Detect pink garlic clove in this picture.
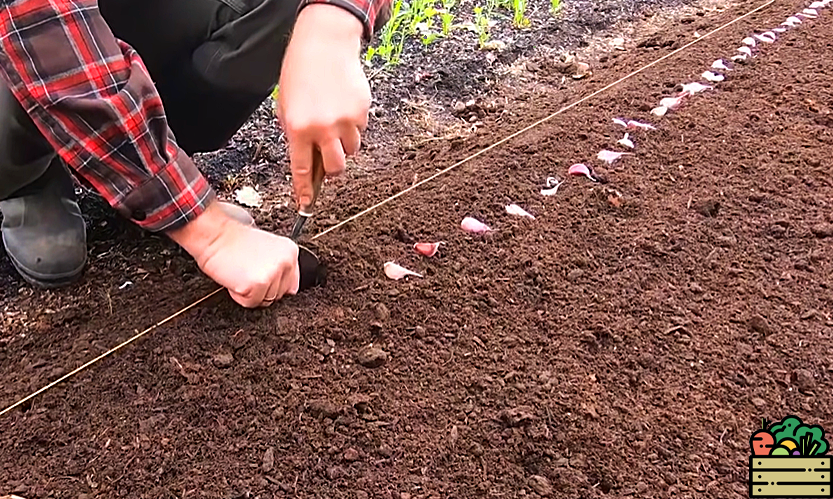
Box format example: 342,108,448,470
731,54,748,62
659,94,687,110
597,150,633,164
618,133,634,149
737,46,753,57
809,2,824,8
783,16,802,26
461,216,491,234
742,37,757,46
568,163,598,181
384,261,423,280
505,204,535,220
681,82,713,94
772,27,788,33
754,33,775,43
702,71,725,83
614,118,656,130
414,242,443,257
712,59,731,71
651,106,668,117
627,120,657,130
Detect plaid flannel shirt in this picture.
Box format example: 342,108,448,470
0,0,390,232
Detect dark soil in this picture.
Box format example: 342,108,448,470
2,0,833,498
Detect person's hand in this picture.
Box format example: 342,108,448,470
166,202,300,308
277,3,370,209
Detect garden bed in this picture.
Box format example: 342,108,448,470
2,0,833,497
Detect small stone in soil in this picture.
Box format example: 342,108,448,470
327,466,346,480
229,330,251,350
212,352,234,369
567,269,585,282
374,303,390,321
357,346,388,368
378,444,393,457
344,448,360,462
308,399,341,420
262,447,275,473
356,492,368,499
811,223,833,238
695,199,720,217
716,235,736,247
792,368,815,392
498,406,536,427
748,315,771,335
752,397,767,409
528,475,553,496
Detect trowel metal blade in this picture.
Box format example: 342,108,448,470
298,245,326,291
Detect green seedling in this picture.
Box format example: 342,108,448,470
550,0,563,15
512,0,530,27
440,10,454,35
473,6,491,48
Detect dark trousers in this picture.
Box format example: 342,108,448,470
0,0,299,200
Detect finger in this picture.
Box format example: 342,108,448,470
340,125,362,157
288,138,314,208
259,277,284,308
357,107,369,132
281,258,301,297
320,138,347,177
228,289,263,309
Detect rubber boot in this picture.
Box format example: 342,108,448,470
0,159,87,288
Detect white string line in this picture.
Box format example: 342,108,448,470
0,0,777,419
0,288,224,417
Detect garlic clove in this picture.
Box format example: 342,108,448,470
414,242,443,257
597,150,633,164
568,163,598,181
651,106,668,117
505,204,536,219
384,262,423,280
461,216,491,234
681,82,713,94
712,59,731,71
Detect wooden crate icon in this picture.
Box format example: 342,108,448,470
750,457,832,497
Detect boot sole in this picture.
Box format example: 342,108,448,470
3,233,86,289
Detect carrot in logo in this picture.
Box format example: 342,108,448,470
749,416,831,498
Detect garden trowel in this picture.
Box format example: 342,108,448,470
291,148,327,291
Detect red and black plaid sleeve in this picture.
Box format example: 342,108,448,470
299,0,392,41
0,0,215,232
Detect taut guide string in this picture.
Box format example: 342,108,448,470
0,0,777,418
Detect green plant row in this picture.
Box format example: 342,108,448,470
365,0,563,65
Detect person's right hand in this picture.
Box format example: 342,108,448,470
166,201,300,308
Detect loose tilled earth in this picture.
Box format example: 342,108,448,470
2,0,833,497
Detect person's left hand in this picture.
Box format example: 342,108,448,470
276,4,370,210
